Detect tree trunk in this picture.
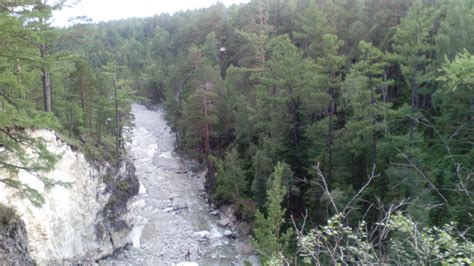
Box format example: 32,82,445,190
114,79,121,158
203,82,216,194
203,85,210,157
79,73,85,110
40,44,51,112
382,71,389,134
327,94,334,180
293,98,301,148
97,121,102,145
326,69,337,180
175,126,180,149
369,69,377,167
41,67,52,112
409,72,418,144
38,8,51,113
206,159,216,194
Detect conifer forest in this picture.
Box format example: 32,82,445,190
0,0,473,265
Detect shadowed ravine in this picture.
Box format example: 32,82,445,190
100,104,259,266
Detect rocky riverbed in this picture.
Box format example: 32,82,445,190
100,104,259,265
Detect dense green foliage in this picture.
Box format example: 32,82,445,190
298,212,473,265
0,1,133,205
252,163,293,263
1,0,473,263
73,0,472,262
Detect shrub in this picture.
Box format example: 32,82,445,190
0,204,17,229
235,198,257,222
297,212,474,265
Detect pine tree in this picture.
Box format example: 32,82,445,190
202,31,220,67
392,0,437,143
18,1,65,112
342,41,390,168
180,50,221,159
430,50,474,226
252,162,293,263
212,149,248,205
315,34,346,179
67,59,95,133
236,0,273,79
180,46,224,192
293,0,334,59
251,150,274,207
436,0,474,59
0,5,63,206
255,34,321,177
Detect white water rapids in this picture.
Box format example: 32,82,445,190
100,104,259,265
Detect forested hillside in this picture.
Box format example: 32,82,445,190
1,0,473,264
0,1,135,205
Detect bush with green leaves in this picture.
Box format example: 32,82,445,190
298,213,376,265
386,212,474,265
297,212,474,265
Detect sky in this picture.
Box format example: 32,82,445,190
53,0,250,27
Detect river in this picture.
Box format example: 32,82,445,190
100,104,259,265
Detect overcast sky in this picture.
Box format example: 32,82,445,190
53,0,250,27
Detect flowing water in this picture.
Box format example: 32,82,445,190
101,104,259,266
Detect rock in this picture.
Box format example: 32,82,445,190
219,205,238,223
160,151,174,159
210,210,219,216
130,225,143,248
223,230,233,237
192,231,210,239
237,241,256,255
218,217,231,227
0,129,139,264
116,252,125,259
162,207,174,213
238,222,251,236
210,230,223,239
109,220,131,249
174,262,198,266
162,206,188,213
138,181,147,194
175,170,188,174
132,199,146,210
0,212,34,265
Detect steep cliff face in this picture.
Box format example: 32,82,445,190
0,129,139,264
0,206,34,265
